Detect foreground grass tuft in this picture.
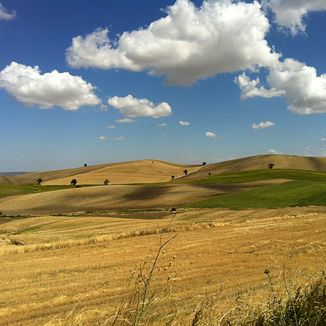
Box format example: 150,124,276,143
220,272,326,326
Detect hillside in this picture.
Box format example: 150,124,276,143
183,154,326,180
44,160,200,185
0,160,199,186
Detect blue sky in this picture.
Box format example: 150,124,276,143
0,0,325,171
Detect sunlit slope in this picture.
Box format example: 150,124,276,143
184,154,326,180
0,160,199,185
44,160,199,185
0,163,109,185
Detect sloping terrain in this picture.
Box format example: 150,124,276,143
184,154,326,180
0,163,109,185
0,184,218,215
44,160,200,185
0,160,198,185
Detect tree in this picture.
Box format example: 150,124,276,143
202,162,207,166
104,179,110,185
208,172,211,177
171,175,175,181
183,169,188,176
84,163,87,167
70,179,77,186
36,177,43,185
268,163,275,169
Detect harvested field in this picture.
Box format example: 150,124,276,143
0,206,325,325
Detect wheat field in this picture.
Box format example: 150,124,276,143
0,206,325,325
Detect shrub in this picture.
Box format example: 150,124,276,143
70,179,77,186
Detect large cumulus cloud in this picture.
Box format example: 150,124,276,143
67,0,279,85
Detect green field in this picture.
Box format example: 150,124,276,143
182,169,326,184
0,184,76,198
186,180,326,210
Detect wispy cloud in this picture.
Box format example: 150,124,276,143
116,118,136,123
252,121,275,129
179,120,190,126
158,123,167,127
205,131,219,140
108,125,116,129
267,149,281,154
0,3,16,20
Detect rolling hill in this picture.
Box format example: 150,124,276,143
0,160,199,186
183,154,326,180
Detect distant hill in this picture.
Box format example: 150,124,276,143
183,154,326,180
0,172,27,176
1,155,325,186
0,160,199,185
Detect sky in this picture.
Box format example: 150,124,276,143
0,0,326,171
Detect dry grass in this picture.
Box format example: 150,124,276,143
0,184,220,215
0,160,199,186
185,154,326,179
0,206,325,325
44,160,200,185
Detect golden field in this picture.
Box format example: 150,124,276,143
1,206,325,325
0,160,199,186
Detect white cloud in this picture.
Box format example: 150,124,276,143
0,3,15,20
98,136,107,141
113,136,124,141
158,123,167,127
108,94,172,118
237,59,326,115
235,73,284,99
264,0,326,34
116,118,136,123
268,59,326,114
0,62,100,110
321,137,326,142
179,120,190,126
66,28,141,71
252,121,275,129
66,0,279,85
108,125,116,129
267,149,281,154
205,131,218,139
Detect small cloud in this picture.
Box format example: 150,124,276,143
0,3,16,20
108,94,172,118
321,137,326,142
252,121,275,129
179,120,190,126
205,131,219,139
98,136,107,141
267,149,281,154
113,136,124,141
108,125,116,129
158,122,167,127
116,118,135,123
